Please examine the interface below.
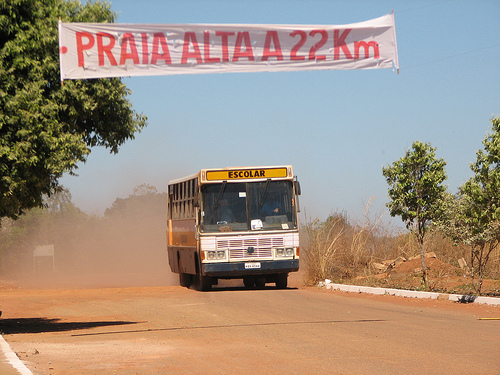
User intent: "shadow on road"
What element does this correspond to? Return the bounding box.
[71,318,386,337]
[0,318,138,335]
[207,286,299,292]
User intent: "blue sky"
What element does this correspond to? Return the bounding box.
[60,0,500,224]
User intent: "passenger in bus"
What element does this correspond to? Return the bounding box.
[262,193,281,216]
[217,199,234,224]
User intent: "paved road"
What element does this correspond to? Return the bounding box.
[1,283,499,374]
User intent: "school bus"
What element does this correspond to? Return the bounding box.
[167,165,301,291]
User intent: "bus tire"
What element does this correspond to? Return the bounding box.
[255,278,266,288]
[179,273,192,288]
[275,274,288,289]
[194,273,212,291]
[199,275,212,291]
[193,254,212,291]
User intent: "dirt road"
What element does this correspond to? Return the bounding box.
[0,278,499,375]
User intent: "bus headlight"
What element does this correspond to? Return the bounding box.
[205,250,226,260]
[275,248,295,258]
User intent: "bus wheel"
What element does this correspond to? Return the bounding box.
[195,273,212,291]
[179,273,192,288]
[275,274,288,289]
[255,278,266,288]
[243,277,255,288]
[193,255,211,291]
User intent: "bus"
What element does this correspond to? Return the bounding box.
[167,165,301,291]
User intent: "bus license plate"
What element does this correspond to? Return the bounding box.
[245,262,261,269]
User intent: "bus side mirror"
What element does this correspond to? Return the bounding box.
[294,180,301,196]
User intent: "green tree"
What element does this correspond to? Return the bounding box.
[382,141,447,288]
[0,0,147,220]
[437,117,500,294]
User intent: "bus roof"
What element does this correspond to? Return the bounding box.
[168,165,294,185]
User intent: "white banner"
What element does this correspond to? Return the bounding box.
[59,13,398,80]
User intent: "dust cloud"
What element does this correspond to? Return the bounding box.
[0,188,180,289]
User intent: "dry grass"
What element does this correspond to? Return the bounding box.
[302,200,500,295]
[302,197,397,284]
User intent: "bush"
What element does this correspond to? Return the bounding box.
[301,201,499,290]
[303,198,397,285]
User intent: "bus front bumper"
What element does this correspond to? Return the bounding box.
[202,259,299,277]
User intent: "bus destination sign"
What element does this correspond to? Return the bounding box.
[206,167,288,181]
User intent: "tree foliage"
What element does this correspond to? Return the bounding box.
[0,0,147,220]
[382,141,447,288]
[463,117,500,233]
[436,117,500,294]
[104,184,166,219]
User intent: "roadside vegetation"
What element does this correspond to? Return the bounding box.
[0,185,168,286]
[302,206,500,296]
[1,181,498,295]
[0,0,146,221]
[304,117,500,296]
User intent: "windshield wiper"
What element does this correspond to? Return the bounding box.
[214,181,227,210]
[259,179,271,208]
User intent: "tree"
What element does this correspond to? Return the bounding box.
[382,141,447,288]
[437,117,500,294]
[100,185,168,277]
[0,187,87,275]
[0,184,169,279]
[104,184,166,219]
[131,183,158,197]
[0,0,147,220]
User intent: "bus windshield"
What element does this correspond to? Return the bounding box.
[200,180,297,233]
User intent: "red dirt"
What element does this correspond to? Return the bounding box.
[355,255,500,296]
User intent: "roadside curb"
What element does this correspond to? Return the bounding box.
[0,334,33,375]
[322,283,500,306]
